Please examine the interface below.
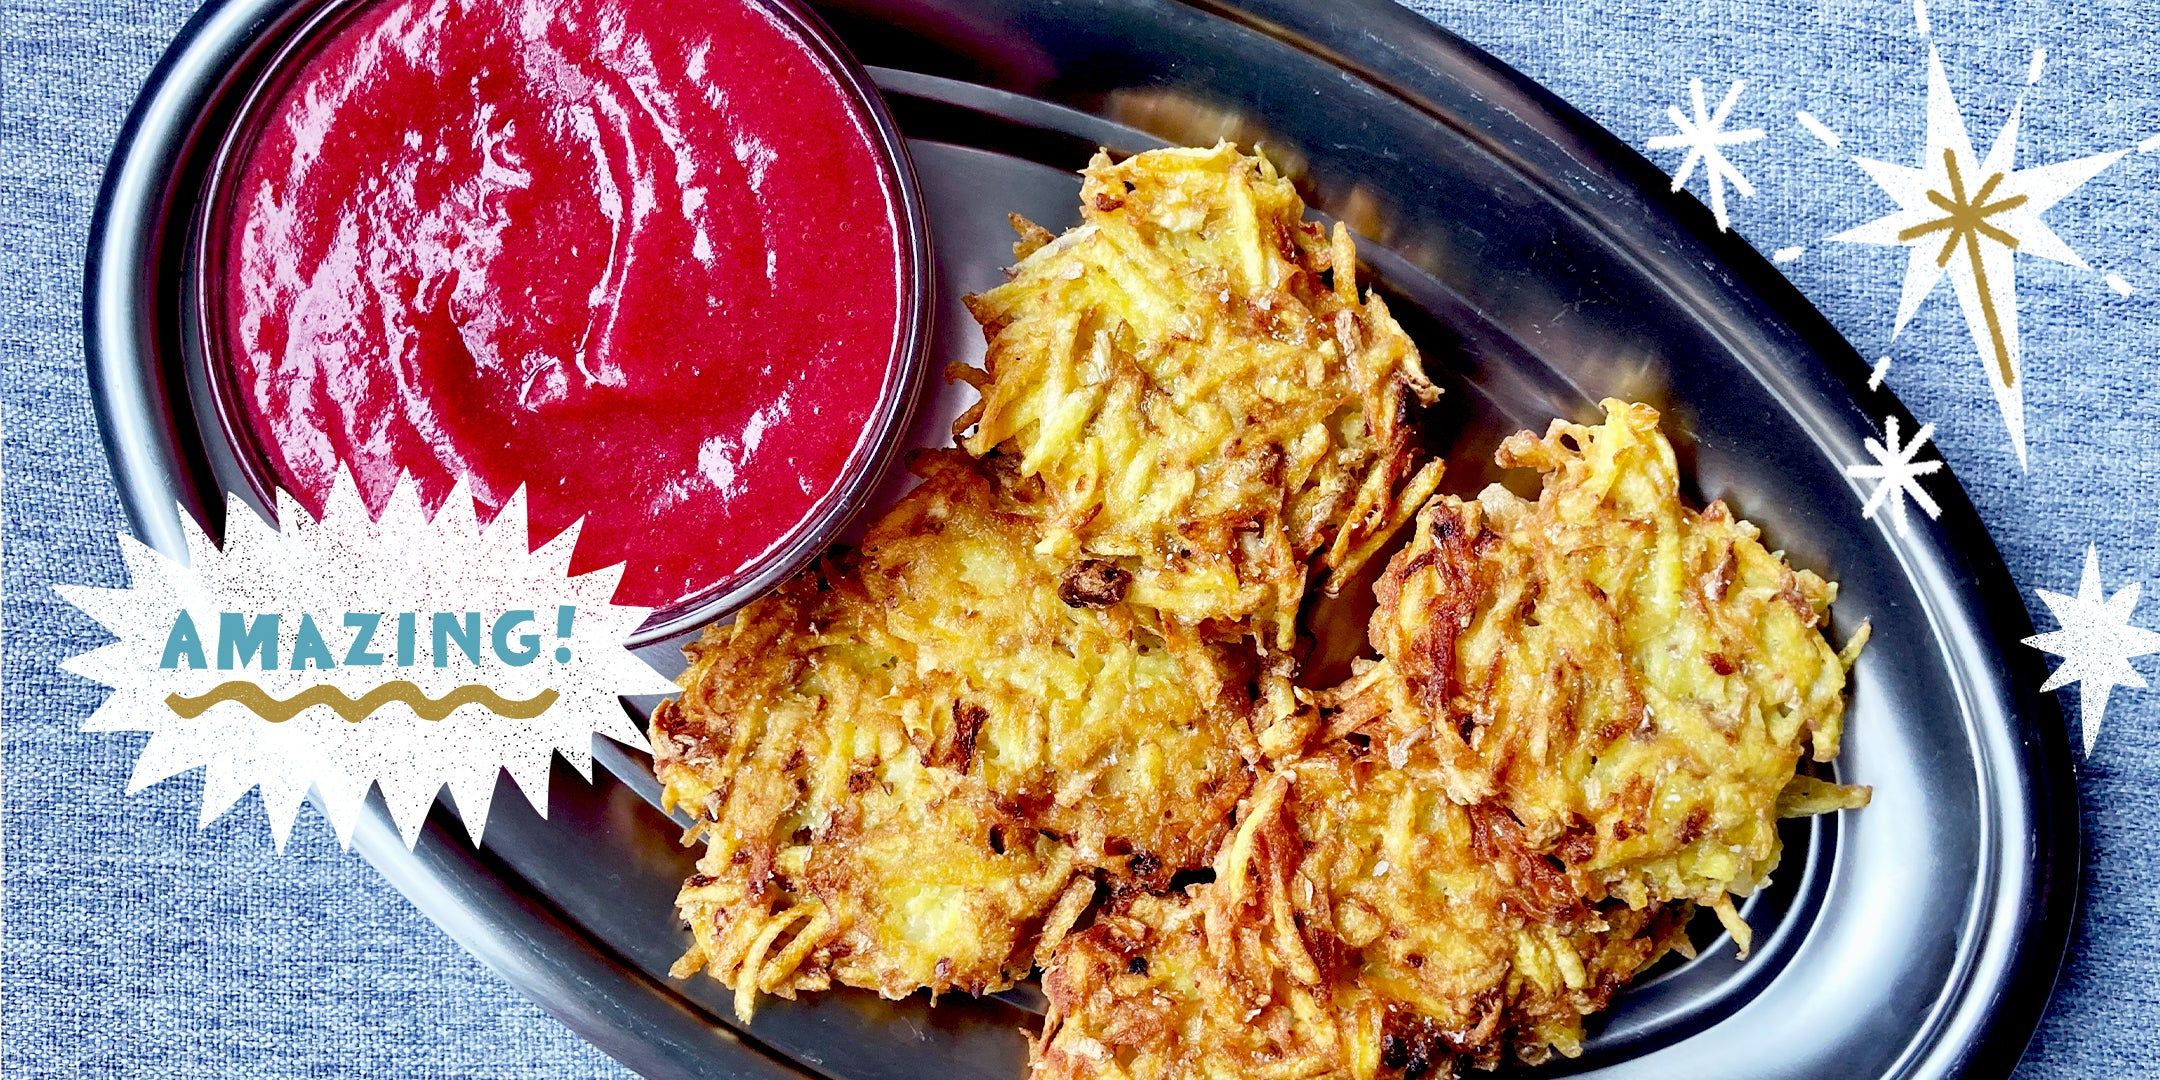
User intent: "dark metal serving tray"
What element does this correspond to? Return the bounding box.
[87,1,2078,1077]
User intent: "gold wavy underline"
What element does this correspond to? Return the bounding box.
[163,681,559,723]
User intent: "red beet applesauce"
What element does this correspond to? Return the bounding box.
[209,0,911,612]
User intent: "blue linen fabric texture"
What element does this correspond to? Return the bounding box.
[5,0,2156,1075]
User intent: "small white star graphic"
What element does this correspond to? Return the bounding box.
[1826,44,2126,469]
[1845,415,1943,537]
[1647,78,1764,231]
[2023,546,2160,754]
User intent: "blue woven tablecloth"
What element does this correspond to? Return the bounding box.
[6,0,2155,1074]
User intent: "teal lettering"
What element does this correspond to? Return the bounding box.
[432,611,482,668]
[342,613,384,666]
[288,614,334,670]
[492,609,539,666]
[160,611,208,670]
[217,612,279,670]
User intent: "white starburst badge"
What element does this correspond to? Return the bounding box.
[56,474,677,849]
[2023,546,2160,754]
[1824,37,2128,468]
[1647,78,1764,231]
[1845,414,1943,537]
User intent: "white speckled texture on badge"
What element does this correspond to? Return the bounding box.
[56,474,672,849]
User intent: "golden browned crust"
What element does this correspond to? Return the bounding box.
[649,139,1871,1078]
[1323,400,1869,949]
[1035,745,1692,1079]
[651,451,1254,1018]
[957,142,1443,654]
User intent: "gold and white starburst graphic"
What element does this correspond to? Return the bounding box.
[1818,28,2129,468]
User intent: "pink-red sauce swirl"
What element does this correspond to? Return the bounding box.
[216,0,905,609]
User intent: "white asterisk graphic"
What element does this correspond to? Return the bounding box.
[1824,41,2127,468]
[1845,415,1943,537]
[1647,78,1764,231]
[2023,546,2160,754]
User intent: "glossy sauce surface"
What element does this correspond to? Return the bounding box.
[216,0,904,608]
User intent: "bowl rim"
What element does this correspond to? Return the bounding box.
[106,0,936,646]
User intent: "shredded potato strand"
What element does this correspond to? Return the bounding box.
[1035,746,1693,1078]
[1327,399,1869,931]
[645,140,1869,1080]
[959,142,1440,652]
[651,453,1253,1017]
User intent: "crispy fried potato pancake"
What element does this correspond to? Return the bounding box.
[1325,400,1869,949]
[1036,747,1689,1079]
[651,452,1254,1018]
[957,143,1442,651]
[646,124,1877,1078]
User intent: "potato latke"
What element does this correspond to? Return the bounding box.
[650,139,1873,1077]
[652,452,1253,1018]
[957,143,1442,652]
[1036,745,1691,1079]
[1324,400,1868,950]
